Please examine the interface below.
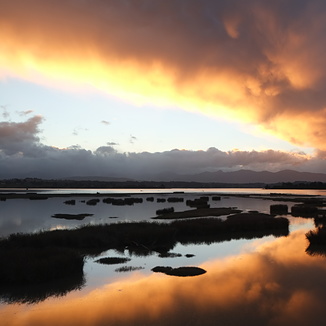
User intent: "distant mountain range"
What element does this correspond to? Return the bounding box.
[69,169,326,184]
[64,176,132,182]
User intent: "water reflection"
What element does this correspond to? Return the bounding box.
[2,230,326,326]
[0,273,85,304]
[0,193,299,238]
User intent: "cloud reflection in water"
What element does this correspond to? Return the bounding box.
[2,229,326,325]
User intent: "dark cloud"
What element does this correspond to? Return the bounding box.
[18,110,33,116]
[101,120,110,125]
[0,115,44,156]
[129,135,137,144]
[94,146,117,155]
[72,127,88,136]
[0,116,314,179]
[1,105,10,119]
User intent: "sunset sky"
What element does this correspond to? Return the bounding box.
[1,0,326,179]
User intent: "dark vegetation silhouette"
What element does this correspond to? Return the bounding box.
[291,204,320,217]
[95,257,131,265]
[212,196,221,201]
[156,207,174,215]
[167,197,184,202]
[186,197,210,209]
[158,252,182,258]
[171,214,289,245]
[306,227,326,246]
[29,194,49,200]
[266,181,326,189]
[115,266,144,272]
[152,266,206,277]
[305,226,326,257]
[0,247,85,304]
[64,199,76,205]
[0,178,265,189]
[86,198,100,206]
[103,197,143,205]
[0,213,289,285]
[0,272,85,304]
[270,204,288,215]
[152,207,241,219]
[52,213,93,220]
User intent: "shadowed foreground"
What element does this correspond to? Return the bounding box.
[0,213,289,302]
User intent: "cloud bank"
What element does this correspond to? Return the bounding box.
[1,0,326,150]
[0,116,314,179]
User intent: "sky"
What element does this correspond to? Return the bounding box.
[1,0,326,179]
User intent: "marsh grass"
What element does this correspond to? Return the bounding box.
[0,273,85,304]
[306,227,326,245]
[29,195,49,200]
[115,266,144,272]
[0,214,289,288]
[0,247,84,285]
[270,204,288,215]
[158,252,182,258]
[305,245,326,257]
[51,213,93,220]
[86,198,100,206]
[152,207,241,219]
[212,196,221,201]
[156,207,174,215]
[152,266,206,277]
[186,198,210,209]
[171,214,289,244]
[95,257,131,265]
[167,197,184,202]
[103,197,143,205]
[64,199,76,205]
[291,204,319,217]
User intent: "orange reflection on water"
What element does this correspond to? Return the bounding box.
[2,230,326,326]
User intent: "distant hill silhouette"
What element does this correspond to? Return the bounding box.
[1,170,326,189]
[63,176,133,182]
[149,169,326,183]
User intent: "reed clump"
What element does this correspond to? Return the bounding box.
[305,226,326,256]
[270,204,288,215]
[64,199,76,205]
[291,204,319,217]
[306,227,326,245]
[0,213,289,286]
[152,266,206,277]
[103,197,143,205]
[186,198,210,209]
[51,213,93,220]
[167,197,184,203]
[171,213,289,244]
[95,257,131,265]
[86,198,100,206]
[115,266,144,272]
[0,247,83,285]
[156,207,174,215]
[152,207,240,219]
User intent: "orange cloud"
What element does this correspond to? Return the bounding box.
[1,1,326,149]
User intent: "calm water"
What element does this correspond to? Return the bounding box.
[0,188,325,325]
